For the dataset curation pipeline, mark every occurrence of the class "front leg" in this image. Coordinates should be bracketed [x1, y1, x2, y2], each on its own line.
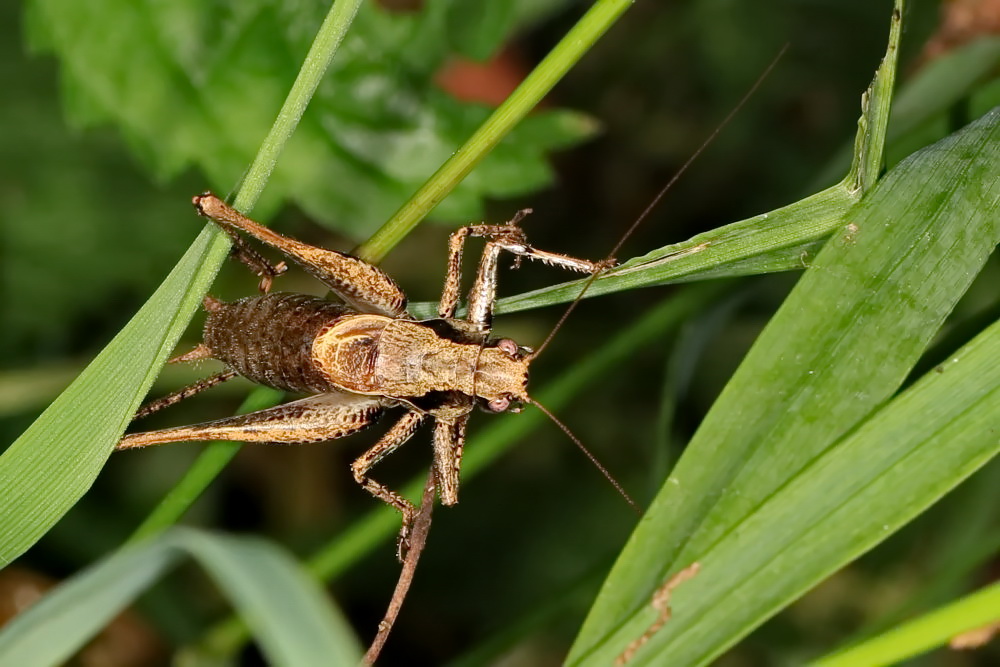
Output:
[439, 210, 613, 331]
[438, 209, 533, 320]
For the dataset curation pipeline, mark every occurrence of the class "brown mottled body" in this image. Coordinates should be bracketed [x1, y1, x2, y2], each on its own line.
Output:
[204, 292, 353, 393]
[118, 192, 609, 555]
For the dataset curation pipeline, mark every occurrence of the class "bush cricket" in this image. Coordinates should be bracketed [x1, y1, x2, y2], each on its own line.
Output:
[116, 50, 780, 660]
[118, 193, 618, 558]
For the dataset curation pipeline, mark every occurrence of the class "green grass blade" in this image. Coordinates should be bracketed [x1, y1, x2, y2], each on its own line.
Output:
[231, 0, 364, 213]
[843, 0, 901, 194]
[175, 530, 361, 666]
[356, 0, 635, 262]
[0, 0, 363, 563]
[814, 581, 1000, 666]
[0, 231, 224, 564]
[814, 36, 1000, 188]
[489, 184, 853, 315]
[568, 104, 1000, 664]
[0, 535, 180, 666]
[0, 528, 360, 666]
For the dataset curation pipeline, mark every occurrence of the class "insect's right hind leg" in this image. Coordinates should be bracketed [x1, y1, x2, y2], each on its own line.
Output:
[118, 392, 385, 449]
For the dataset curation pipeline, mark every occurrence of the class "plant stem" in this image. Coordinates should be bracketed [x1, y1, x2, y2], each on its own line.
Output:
[355, 0, 635, 262]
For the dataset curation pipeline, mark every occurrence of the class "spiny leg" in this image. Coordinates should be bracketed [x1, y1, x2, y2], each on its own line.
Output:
[432, 414, 470, 507]
[193, 193, 408, 317]
[438, 210, 532, 320]
[132, 324, 233, 420]
[133, 370, 238, 420]
[118, 391, 385, 450]
[439, 209, 613, 331]
[350, 410, 425, 559]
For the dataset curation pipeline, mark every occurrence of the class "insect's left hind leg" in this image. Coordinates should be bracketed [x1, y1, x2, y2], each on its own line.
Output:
[133, 370, 238, 420]
[119, 391, 385, 450]
[193, 193, 408, 317]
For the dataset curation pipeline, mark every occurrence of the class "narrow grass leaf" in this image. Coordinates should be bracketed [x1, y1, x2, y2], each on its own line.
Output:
[0, 230, 225, 563]
[814, 580, 1000, 666]
[175, 530, 361, 666]
[495, 185, 853, 314]
[0, 534, 178, 667]
[499, 0, 904, 316]
[814, 36, 1000, 187]
[356, 0, 636, 261]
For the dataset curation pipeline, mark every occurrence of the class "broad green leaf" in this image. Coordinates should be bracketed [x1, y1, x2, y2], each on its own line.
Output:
[0, 230, 224, 564]
[599, 311, 1000, 666]
[25, 0, 593, 237]
[568, 104, 1000, 664]
[0, 528, 360, 666]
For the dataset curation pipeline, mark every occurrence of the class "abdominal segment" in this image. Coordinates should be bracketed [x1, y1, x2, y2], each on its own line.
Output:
[203, 292, 354, 393]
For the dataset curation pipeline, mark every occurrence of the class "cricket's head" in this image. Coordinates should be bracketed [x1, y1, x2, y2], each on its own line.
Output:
[473, 338, 531, 413]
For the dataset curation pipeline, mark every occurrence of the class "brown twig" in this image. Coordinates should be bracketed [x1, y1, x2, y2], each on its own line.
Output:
[614, 562, 701, 666]
[362, 472, 438, 665]
[950, 619, 1000, 650]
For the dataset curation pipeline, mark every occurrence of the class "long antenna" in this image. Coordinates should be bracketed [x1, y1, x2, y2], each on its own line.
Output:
[531, 44, 789, 360]
[529, 397, 639, 513]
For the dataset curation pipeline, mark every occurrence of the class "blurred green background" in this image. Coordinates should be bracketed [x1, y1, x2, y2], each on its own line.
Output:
[2, 0, 998, 664]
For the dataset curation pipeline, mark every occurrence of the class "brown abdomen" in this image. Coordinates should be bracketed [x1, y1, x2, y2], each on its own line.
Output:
[204, 293, 351, 393]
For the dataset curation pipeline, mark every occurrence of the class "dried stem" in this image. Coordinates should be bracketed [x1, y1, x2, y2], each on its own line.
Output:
[362, 471, 437, 664]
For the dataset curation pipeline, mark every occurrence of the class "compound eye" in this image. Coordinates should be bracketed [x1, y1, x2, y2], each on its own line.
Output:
[486, 396, 511, 413]
[497, 338, 519, 357]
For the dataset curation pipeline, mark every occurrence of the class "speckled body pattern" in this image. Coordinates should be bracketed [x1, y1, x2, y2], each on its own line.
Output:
[204, 292, 352, 393]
